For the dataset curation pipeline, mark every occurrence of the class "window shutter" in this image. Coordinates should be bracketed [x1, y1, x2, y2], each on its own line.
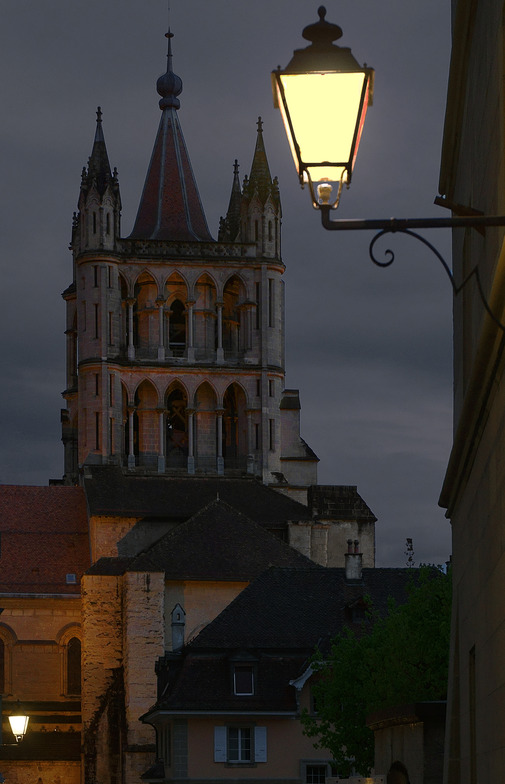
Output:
[214, 726, 227, 762]
[254, 726, 267, 762]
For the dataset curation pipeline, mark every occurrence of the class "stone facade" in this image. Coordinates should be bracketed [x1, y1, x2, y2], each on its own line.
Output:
[438, 1, 505, 781]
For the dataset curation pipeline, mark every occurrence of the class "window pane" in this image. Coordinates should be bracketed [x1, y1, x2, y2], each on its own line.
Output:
[67, 637, 81, 695]
[306, 765, 326, 784]
[240, 728, 251, 761]
[0, 639, 5, 693]
[228, 727, 251, 762]
[234, 665, 254, 695]
[228, 728, 239, 760]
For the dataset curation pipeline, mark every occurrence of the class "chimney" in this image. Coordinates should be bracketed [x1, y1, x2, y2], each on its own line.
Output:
[171, 603, 186, 651]
[345, 539, 363, 582]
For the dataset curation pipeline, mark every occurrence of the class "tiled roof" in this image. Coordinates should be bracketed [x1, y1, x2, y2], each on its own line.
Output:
[308, 485, 377, 522]
[157, 652, 305, 713]
[189, 566, 415, 650]
[129, 107, 213, 241]
[152, 566, 418, 715]
[83, 468, 312, 525]
[88, 500, 318, 580]
[0, 486, 90, 594]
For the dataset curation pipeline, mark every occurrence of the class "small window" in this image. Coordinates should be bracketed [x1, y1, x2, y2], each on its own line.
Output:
[233, 665, 254, 695]
[214, 726, 267, 764]
[269, 419, 275, 451]
[93, 265, 99, 287]
[95, 412, 100, 451]
[228, 727, 251, 762]
[66, 573, 77, 584]
[67, 637, 81, 695]
[268, 279, 274, 327]
[255, 282, 260, 329]
[301, 762, 331, 784]
[0, 638, 5, 693]
[305, 765, 327, 784]
[269, 379, 274, 397]
[256, 379, 261, 397]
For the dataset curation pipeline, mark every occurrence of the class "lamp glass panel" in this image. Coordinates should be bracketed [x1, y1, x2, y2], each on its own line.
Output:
[9, 714, 29, 738]
[279, 71, 367, 183]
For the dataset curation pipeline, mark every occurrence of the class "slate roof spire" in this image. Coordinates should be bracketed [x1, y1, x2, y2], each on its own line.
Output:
[218, 159, 242, 241]
[84, 107, 114, 196]
[129, 30, 213, 242]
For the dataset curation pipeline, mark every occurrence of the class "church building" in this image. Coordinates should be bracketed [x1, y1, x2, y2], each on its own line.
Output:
[0, 26, 378, 784]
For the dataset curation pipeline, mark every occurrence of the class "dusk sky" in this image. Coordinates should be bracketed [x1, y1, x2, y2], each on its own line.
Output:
[1, 1, 453, 566]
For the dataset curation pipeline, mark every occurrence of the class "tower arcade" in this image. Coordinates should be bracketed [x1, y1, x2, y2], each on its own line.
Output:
[61, 37, 318, 494]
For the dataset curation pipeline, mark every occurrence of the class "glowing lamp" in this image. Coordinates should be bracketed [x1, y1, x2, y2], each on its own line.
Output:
[8, 705, 29, 743]
[272, 5, 373, 208]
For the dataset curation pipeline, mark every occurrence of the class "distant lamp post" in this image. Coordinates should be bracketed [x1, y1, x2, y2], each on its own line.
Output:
[273, 5, 505, 331]
[271, 5, 373, 209]
[8, 704, 29, 743]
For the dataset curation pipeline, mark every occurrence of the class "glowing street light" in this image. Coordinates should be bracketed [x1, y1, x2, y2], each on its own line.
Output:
[271, 6, 373, 209]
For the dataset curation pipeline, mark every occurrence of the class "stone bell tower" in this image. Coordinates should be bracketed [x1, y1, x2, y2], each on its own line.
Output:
[61, 32, 318, 493]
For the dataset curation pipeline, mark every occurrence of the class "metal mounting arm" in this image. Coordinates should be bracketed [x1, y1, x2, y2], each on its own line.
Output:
[319, 204, 505, 332]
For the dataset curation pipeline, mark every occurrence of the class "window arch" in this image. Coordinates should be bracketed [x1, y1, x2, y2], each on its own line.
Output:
[0, 626, 16, 695]
[66, 637, 81, 696]
[58, 627, 82, 697]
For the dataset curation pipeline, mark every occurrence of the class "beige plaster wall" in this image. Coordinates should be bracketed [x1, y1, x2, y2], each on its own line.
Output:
[165, 580, 248, 647]
[186, 715, 333, 780]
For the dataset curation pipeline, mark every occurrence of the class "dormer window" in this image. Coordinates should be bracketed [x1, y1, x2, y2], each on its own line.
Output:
[233, 664, 254, 696]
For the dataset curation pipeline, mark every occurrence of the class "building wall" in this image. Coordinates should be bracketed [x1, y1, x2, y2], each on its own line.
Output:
[438, 1, 505, 781]
[0, 761, 81, 784]
[0, 597, 81, 701]
[165, 580, 249, 647]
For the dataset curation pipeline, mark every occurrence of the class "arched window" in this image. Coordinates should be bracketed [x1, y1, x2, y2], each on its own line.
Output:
[166, 387, 188, 467]
[0, 638, 5, 693]
[169, 299, 186, 356]
[67, 637, 81, 696]
[0, 627, 15, 695]
[59, 628, 82, 696]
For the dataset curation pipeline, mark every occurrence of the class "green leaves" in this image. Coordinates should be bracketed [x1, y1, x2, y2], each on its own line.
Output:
[301, 566, 451, 776]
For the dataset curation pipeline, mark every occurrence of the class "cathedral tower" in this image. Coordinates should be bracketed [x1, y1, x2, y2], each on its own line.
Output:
[62, 32, 317, 493]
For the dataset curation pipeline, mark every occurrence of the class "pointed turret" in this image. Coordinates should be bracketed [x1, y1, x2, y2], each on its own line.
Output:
[87, 107, 113, 195]
[129, 32, 213, 242]
[72, 108, 121, 254]
[241, 118, 281, 258]
[218, 160, 242, 241]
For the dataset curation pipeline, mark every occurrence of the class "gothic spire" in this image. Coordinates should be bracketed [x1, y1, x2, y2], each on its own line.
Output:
[85, 107, 114, 196]
[129, 31, 213, 242]
[245, 117, 278, 204]
[218, 160, 242, 242]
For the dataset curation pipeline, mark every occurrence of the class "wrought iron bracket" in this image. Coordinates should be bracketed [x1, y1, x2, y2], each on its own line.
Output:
[319, 205, 505, 332]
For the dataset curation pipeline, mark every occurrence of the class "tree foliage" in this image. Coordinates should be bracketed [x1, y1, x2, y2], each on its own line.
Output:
[301, 566, 451, 776]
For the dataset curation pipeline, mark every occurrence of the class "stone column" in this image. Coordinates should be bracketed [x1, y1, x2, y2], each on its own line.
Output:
[246, 409, 254, 474]
[216, 302, 224, 363]
[157, 408, 165, 473]
[187, 409, 195, 474]
[128, 407, 135, 469]
[216, 409, 224, 475]
[186, 301, 195, 362]
[127, 299, 135, 360]
[157, 299, 165, 361]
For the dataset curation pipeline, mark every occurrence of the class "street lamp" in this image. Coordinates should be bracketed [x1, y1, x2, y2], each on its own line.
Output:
[272, 5, 505, 330]
[7, 704, 29, 743]
[271, 6, 374, 210]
